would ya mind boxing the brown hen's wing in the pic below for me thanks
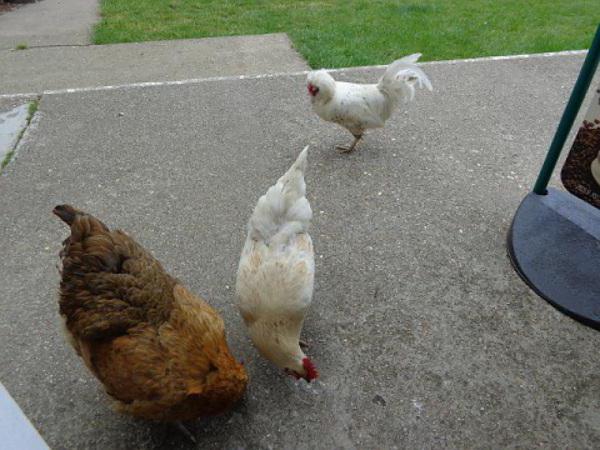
[54,205,177,340]
[81,285,248,421]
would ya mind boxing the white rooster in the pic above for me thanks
[307,53,433,153]
[236,146,318,381]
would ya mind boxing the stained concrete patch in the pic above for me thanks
[0,382,49,449]
[0,54,599,448]
[0,0,98,50]
[0,34,310,95]
[0,103,29,164]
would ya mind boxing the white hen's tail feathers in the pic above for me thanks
[377,53,433,103]
[248,146,311,246]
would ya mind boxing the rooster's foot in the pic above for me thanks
[336,144,355,153]
[299,339,310,350]
[336,135,362,153]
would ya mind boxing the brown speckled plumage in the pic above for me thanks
[54,205,247,422]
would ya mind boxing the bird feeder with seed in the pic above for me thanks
[508,24,600,330]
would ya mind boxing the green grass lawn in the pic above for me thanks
[94,0,599,68]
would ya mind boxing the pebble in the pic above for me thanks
[372,394,387,407]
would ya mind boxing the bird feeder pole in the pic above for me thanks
[508,23,600,331]
[533,23,600,195]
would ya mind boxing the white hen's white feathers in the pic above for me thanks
[307,53,432,136]
[236,147,315,375]
[247,146,311,246]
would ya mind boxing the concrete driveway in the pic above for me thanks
[0,0,98,50]
[0,53,599,449]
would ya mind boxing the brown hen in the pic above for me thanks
[53,205,247,422]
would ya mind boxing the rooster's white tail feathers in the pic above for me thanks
[248,146,311,246]
[378,53,433,103]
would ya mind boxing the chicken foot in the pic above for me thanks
[336,134,362,153]
[174,421,197,444]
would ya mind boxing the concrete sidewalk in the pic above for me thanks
[0,34,310,95]
[1,53,599,449]
[0,0,98,50]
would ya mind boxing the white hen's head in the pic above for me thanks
[307,70,336,103]
[247,320,319,382]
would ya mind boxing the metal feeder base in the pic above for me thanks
[507,188,600,330]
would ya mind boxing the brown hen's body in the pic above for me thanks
[54,205,247,422]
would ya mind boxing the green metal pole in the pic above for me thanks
[533,24,600,195]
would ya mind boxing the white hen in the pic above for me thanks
[236,146,318,381]
[307,53,432,153]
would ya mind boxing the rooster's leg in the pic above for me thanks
[336,134,362,153]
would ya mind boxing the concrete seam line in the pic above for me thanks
[0,49,587,99]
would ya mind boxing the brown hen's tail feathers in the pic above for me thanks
[53,204,84,226]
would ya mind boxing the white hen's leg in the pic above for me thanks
[336,134,362,153]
